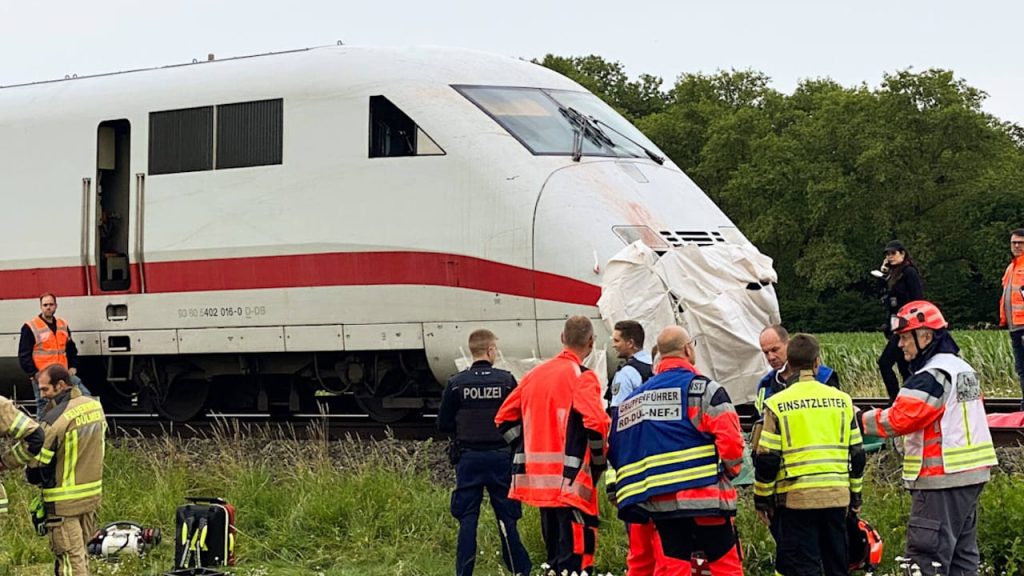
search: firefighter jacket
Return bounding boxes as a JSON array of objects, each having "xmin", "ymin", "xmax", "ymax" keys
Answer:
[
  {"xmin": 608, "ymin": 357, "xmax": 744, "ymax": 520},
  {"xmin": 861, "ymin": 332, "xmax": 997, "ymax": 490},
  {"xmin": 754, "ymin": 364, "xmax": 838, "ymax": 414},
  {"xmin": 29, "ymin": 387, "xmax": 106, "ymax": 516},
  {"xmin": 494, "ymin": 349, "xmax": 610, "ymax": 515},
  {"xmin": 437, "ymin": 360, "xmax": 516, "ymax": 451},
  {"xmin": 1000, "ymin": 254, "xmax": 1024, "ymax": 330},
  {"xmin": 753, "ymin": 373, "xmax": 865, "ymax": 511},
  {"xmin": 0, "ymin": 395, "xmax": 44, "ymax": 514}
]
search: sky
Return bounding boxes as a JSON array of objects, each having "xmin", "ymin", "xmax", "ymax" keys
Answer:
[{"xmin": 2, "ymin": 0, "xmax": 1022, "ymax": 124}]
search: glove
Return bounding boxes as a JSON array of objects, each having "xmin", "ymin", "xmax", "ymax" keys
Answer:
[{"xmin": 849, "ymin": 491, "xmax": 863, "ymax": 513}]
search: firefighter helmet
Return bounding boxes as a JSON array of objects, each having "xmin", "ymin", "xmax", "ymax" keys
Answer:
[
  {"xmin": 847, "ymin": 513, "xmax": 884, "ymax": 572},
  {"xmin": 891, "ymin": 300, "xmax": 948, "ymax": 334}
]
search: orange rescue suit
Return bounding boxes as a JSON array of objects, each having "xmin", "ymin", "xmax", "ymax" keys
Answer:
[{"xmin": 494, "ymin": 349, "xmax": 611, "ymax": 515}]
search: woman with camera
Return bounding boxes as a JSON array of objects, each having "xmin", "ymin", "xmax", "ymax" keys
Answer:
[{"xmin": 876, "ymin": 240, "xmax": 924, "ymax": 401}]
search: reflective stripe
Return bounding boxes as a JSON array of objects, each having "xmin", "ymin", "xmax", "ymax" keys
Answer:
[
  {"xmin": 8, "ymin": 412, "xmax": 31, "ymax": 439},
  {"xmin": 759, "ymin": 431, "xmax": 782, "ymax": 451},
  {"xmin": 641, "ymin": 495, "xmax": 735, "ymax": 513},
  {"xmin": 754, "ymin": 481, "xmax": 775, "ymax": 497},
  {"xmin": 615, "ymin": 463, "xmax": 719, "ymax": 501},
  {"xmin": 501, "ymin": 425, "xmax": 521, "ymax": 444},
  {"xmin": 37, "ymin": 447, "xmax": 54, "ymax": 465},
  {"xmin": 849, "ymin": 477, "xmax": 864, "ymax": 493},
  {"xmin": 63, "ymin": 429, "xmax": 78, "ymax": 488},
  {"xmin": 512, "ymin": 473, "xmax": 594, "ymax": 502},
  {"xmin": 781, "ymin": 443, "xmax": 848, "ymax": 455},
  {"xmin": 564, "ymin": 456, "xmax": 583, "ymax": 468},
  {"xmin": 12, "ymin": 442, "xmax": 32, "ymax": 465},
  {"xmin": 614, "ymin": 445, "xmax": 716, "ymax": 483},
  {"xmin": 513, "ymin": 452, "xmax": 562, "ymax": 465},
  {"xmin": 775, "ymin": 473, "xmax": 850, "ymax": 493},
  {"xmin": 42, "ymin": 479, "xmax": 103, "ymax": 502}
]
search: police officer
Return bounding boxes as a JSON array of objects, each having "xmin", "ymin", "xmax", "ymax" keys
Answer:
[
  {"xmin": 0, "ymin": 394, "xmax": 45, "ymax": 514},
  {"xmin": 608, "ymin": 320, "xmax": 653, "ymax": 411},
  {"xmin": 437, "ymin": 329, "xmax": 531, "ymax": 576},
  {"xmin": 29, "ymin": 363, "xmax": 106, "ymax": 576},
  {"xmin": 754, "ymin": 334, "xmax": 865, "ymax": 576}
]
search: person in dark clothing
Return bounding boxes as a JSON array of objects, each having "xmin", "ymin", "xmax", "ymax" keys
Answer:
[
  {"xmin": 18, "ymin": 293, "xmax": 90, "ymax": 418},
  {"xmin": 437, "ymin": 329, "xmax": 531, "ymax": 576},
  {"xmin": 877, "ymin": 241, "xmax": 924, "ymax": 401}
]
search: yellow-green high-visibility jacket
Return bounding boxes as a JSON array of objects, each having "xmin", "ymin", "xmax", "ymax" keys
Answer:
[
  {"xmin": 31, "ymin": 388, "xmax": 106, "ymax": 517},
  {"xmin": 0, "ymin": 395, "xmax": 44, "ymax": 514},
  {"xmin": 754, "ymin": 376, "xmax": 865, "ymax": 509}
]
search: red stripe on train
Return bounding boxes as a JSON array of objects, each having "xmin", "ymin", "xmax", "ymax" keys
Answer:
[{"xmin": 0, "ymin": 252, "xmax": 602, "ymax": 306}]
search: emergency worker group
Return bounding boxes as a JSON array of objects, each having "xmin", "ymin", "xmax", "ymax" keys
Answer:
[{"xmin": 438, "ymin": 230, "xmax": 1024, "ymax": 576}]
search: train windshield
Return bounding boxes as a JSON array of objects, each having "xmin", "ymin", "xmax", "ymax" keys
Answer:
[{"xmin": 456, "ymin": 86, "xmax": 664, "ymax": 161}]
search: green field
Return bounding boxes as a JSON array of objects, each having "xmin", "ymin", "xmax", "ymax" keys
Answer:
[
  {"xmin": 819, "ymin": 330, "xmax": 1020, "ymax": 398},
  {"xmin": 1, "ymin": 330, "xmax": 1022, "ymax": 575}
]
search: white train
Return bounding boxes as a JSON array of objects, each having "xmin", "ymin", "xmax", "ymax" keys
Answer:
[{"xmin": 0, "ymin": 45, "xmax": 768, "ymax": 421}]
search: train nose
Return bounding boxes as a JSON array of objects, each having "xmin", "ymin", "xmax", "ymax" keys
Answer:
[{"xmin": 533, "ymin": 161, "xmax": 732, "ymax": 290}]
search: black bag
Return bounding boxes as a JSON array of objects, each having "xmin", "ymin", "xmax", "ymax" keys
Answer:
[{"xmin": 173, "ymin": 497, "xmax": 236, "ymax": 569}]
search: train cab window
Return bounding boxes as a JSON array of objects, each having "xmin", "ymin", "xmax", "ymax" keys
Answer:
[
  {"xmin": 148, "ymin": 106, "xmax": 214, "ymax": 175},
  {"xmin": 454, "ymin": 85, "xmax": 663, "ymax": 161},
  {"xmin": 369, "ymin": 96, "xmax": 444, "ymax": 158},
  {"xmin": 216, "ymin": 99, "xmax": 283, "ymax": 169}
]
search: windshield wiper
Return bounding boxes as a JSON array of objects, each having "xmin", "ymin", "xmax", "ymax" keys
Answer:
[
  {"xmin": 590, "ymin": 117, "xmax": 665, "ymax": 165},
  {"xmin": 559, "ymin": 106, "xmax": 616, "ymax": 162}
]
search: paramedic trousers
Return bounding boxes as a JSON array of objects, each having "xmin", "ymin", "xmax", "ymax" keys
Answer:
[
  {"xmin": 539, "ymin": 507, "xmax": 598, "ymax": 575},
  {"xmin": 50, "ymin": 510, "xmax": 97, "ymax": 576},
  {"xmin": 905, "ymin": 483, "xmax": 984, "ymax": 576},
  {"xmin": 450, "ymin": 449, "xmax": 531, "ymax": 576}
]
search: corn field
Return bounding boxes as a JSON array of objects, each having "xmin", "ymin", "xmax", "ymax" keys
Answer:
[{"xmin": 818, "ymin": 330, "xmax": 1021, "ymax": 398}]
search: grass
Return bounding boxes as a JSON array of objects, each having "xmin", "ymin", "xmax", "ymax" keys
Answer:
[
  {"xmin": 2, "ymin": 424, "xmax": 1024, "ymax": 576},
  {"xmin": 819, "ymin": 330, "xmax": 1021, "ymax": 398}
]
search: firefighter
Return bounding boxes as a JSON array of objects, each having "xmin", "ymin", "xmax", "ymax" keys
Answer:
[
  {"xmin": 0, "ymin": 395, "xmax": 45, "ymax": 514},
  {"xmin": 608, "ymin": 325, "xmax": 745, "ymax": 575},
  {"xmin": 754, "ymin": 333, "xmax": 865, "ymax": 576},
  {"xmin": 437, "ymin": 329, "xmax": 531, "ymax": 576},
  {"xmin": 861, "ymin": 301, "xmax": 997, "ymax": 576},
  {"xmin": 495, "ymin": 316, "xmax": 610, "ymax": 575},
  {"xmin": 28, "ymin": 363, "xmax": 107, "ymax": 576}
]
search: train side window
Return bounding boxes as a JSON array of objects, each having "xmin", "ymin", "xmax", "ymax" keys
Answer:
[
  {"xmin": 148, "ymin": 106, "xmax": 214, "ymax": 175},
  {"xmin": 216, "ymin": 99, "xmax": 283, "ymax": 169},
  {"xmin": 369, "ymin": 96, "xmax": 444, "ymax": 158}
]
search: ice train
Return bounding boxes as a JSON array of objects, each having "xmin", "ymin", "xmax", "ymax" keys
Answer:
[{"xmin": 0, "ymin": 45, "xmax": 772, "ymax": 421}]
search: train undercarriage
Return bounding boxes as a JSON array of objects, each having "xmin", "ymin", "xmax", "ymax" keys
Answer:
[{"xmin": 59, "ymin": 350, "xmax": 441, "ymax": 423}]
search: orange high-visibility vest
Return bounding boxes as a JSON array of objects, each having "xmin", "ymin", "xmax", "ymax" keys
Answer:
[
  {"xmin": 26, "ymin": 316, "xmax": 70, "ymax": 371},
  {"xmin": 1000, "ymin": 255, "xmax": 1024, "ymax": 328}
]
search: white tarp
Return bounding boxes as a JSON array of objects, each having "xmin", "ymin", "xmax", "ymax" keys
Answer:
[{"xmin": 598, "ymin": 241, "xmax": 780, "ymax": 403}]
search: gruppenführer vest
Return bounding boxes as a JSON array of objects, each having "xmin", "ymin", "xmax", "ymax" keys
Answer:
[
  {"xmin": 26, "ymin": 316, "xmax": 70, "ymax": 372},
  {"xmin": 901, "ymin": 354, "xmax": 997, "ymax": 487},
  {"xmin": 609, "ymin": 360, "xmax": 742, "ymax": 518}
]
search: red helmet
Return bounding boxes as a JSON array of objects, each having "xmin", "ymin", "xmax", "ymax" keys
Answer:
[
  {"xmin": 848, "ymin": 514, "xmax": 884, "ymax": 571},
  {"xmin": 891, "ymin": 300, "xmax": 948, "ymax": 334}
]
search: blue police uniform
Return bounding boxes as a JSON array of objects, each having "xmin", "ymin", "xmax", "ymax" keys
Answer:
[{"xmin": 437, "ymin": 360, "xmax": 532, "ymax": 576}]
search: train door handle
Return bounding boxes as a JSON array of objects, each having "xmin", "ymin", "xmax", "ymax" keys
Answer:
[
  {"xmin": 107, "ymin": 335, "xmax": 131, "ymax": 352},
  {"xmin": 106, "ymin": 304, "xmax": 128, "ymax": 321}
]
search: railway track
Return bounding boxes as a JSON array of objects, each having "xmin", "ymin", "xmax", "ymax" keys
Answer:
[{"xmin": 737, "ymin": 397, "xmax": 1024, "ymax": 447}]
